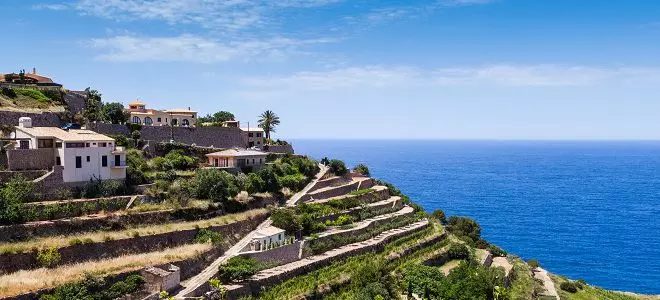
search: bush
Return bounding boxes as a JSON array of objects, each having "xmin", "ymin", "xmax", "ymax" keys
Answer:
[
  {"xmin": 126, "ymin": 149, "xmax": 148, "ymax": 185},
  {"xmin": 447, "ymin": 243, "xmax": 470, "ymax": 259},
  {"xmin": 527, "ymin": 259, "xmax": 540, "ymax": 269},
  {"xmin": 15, "ymin": 88, "xmax": 50, "ymax": 102},
  {"xmin": 1, "ymin": 87, "xmax": 16, "ymax": 98},
  {"xmin": 247, "ymin": 173, "xmax": 264, "ymax": 194},
  {"xmin": 431, "ymin": 209, "xmax": 447, "ymax": 224},
  {"xmin": 164, "ymin": 149, "xmax": 197, "ymax": 170},
  {"xmin": 42, "ymin": 89, "xmax": 63, "ymax": 104},
  {"xmin": 149, "ymin": 156, "xmax": 173, "ymax": 171},
  {"xmin": 217, "ymin": 256, "xmax": 261, "ymax": 283},
  {"xmin": 353, "ymin": 164, "xmax": 370, "ymax": 176},
  {"xmin": 560, "ymin": 281, "xmax": 578, "ymax": 293},
  {"xmin": 194, "ymin": 228, "xmax": 223, "ymax": 245},
  {"xmin": 277, "ymin": 173, "xmax": 307, "ymax": 191},
  {"xmin": 110, "ymin": 134, "xmax": 129, "ymax": 147},
  {"xmin": 36, "ymin": 246, "xmax": 61, "ymax": 267},
  {"xmin": 446, "ymin": 216, "xmax": 481, "ymax": 241},
  {"xmin": 0, "ymin": 175, "xmax": 34, "ymax": 224},
  {"xmin": 271, "ymin": 208, "xmax": 302, "ymax": 234},
  {"xmin": 194, "ymin": 168, "xmax": 239, "ymax": 202},
  {"xmin": 325, "ymin": 214, "xmax": 355, "ymax": 227},
  {"xmin": 328, "ymin": 159, "xmax": 348, "ymax": 176},
  {"xmin": 488, "ymin": 244, "xmax": 508, "ymax": 257}
]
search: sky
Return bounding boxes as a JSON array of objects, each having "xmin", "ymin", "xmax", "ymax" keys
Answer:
[{"xmin": 2, "ymin": 0, "xmax": 660, "ymax": 140}]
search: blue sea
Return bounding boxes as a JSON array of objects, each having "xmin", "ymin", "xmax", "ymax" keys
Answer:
[{"xmin": 292, "ymin": 140, "xmax": 660, "ymax": 295}]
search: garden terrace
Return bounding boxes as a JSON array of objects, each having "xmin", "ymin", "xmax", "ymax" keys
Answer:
[
  {"xmin": 306, "ymin": 176, "xmax": 352, "ymax": 193},
  {"xmin": 18, "ymin": 195, "xmax": 140, "ymax": 222},
  {"xmin": 0, "ymin": 209, "xmax": 268, "ymax": 273},
  {"xmin": 304, "ymin": 184, "xmax": 389, "ymax": 205},
  {"xmin": 314, "ymin": 196, "xmax": 403, "ymax": 225},
  {"xmin": 300, "ymin": 176, "xmax": 375, "ymax": 202},
  {"xmin": 0, "ymin": 243, "xmax": 211, "ymax": 299}
]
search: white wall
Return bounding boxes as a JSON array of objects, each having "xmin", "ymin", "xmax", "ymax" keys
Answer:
[{"xmin": 60, "ymin": 142, "xmax": 126, "ymax": 183}]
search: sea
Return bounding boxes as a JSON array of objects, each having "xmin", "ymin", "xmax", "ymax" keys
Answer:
[{"xmin": 292, "ymin": 140, "xmax": 660, "ymax": 295}]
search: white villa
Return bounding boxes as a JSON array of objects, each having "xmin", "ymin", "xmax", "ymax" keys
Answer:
[
  {"xmin": 9, "ymin": 117, "xmax": 126, "ymax": 183},
  {"xmin": 249, "ymin": 226, "xmax": 286, "ymax": 251},
  {"xmin": 126, "ymin": 100, "xmax": 197, "ymax": 127},
  {"xmin": 205, "ymin": 148, "xmax": 268, "ymax": 170}
]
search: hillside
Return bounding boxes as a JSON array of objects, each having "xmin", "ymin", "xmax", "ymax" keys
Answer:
[{"xmin": 0, "ymin": 87, "xmax": 66, "ymax": 113}]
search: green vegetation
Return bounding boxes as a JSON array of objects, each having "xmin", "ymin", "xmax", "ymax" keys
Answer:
[
  {"xmin": 353, "ymin": 163, "xmax": 370, "ymax": 176},
  {"xmin": 348, "ymin": 188, "xmax": 374, "ymax": 196},
  {"xmin": 217, "ymin": 256, "xmax": 262, "ymax": 283},
  {"xmin": 324, "ymin": 214, "xmax": 355, "ymax": 227},
  {"xmin": 126, "ymin": 149, "xmax": 148, "ymax": 185},
  {"xmin": 149, "ymin": 149, "xmax": 198, "ymax": 171},
  {"xmin": 431, "ymin": 209, "xmax": 447, "ymax": 224},
  {"xmin": 328, "ymin": 159, "xmax": 348, "ymax": 176},
  {"xmin": 447, "ymin": 243, "xmax": 470, "ymax": 259},
  {"xmin": 83, "ymin": 87, "xmax": 104, "ymax": 123},
  {"xmin": 553, "ymin": 276, "xmax": 643, "ymax": 300},
  {"xmin": 271, "ymin": 208, "xmax": 303, "ymax": 234},
  {"xmin": 258, "ymin": 110, "xmax": 280, "ymax": 140},
  {"xmin": 198, "ymin": 111, "xmax": 235, "ymax": 125},
  {"xmin": 102, "ymin": 102, "xmax": 129, "ymax": 124},
  {"xmin": 14, "ymin": 88, "xmax": 50, "ymax": 103},
  {"xmin": 36, "ymin": 246, "xmax": 61, "ymax": 267},
  {"xmin": 527, "ymin": 259, "xmax": 540, "ymax": 269},
  {"xmin": 193, "ymin": 228, "xmax": 223, "ymax": 245},
  {"xmin": 0, "ymin": 175, "xmax": 35, "ymax": 224},
  {"xmin": 39, "ymin": 274, "xmax": 144, "ymax": 300}
]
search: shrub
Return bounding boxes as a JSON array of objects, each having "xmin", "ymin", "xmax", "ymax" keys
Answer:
[
  {"xmin": 164, "ymin": 149, "xmax": 197, "ymax": 170},
  {"xmin": 527, "ymin": 259, "xmax": 540, "ymax": 269},
  {"xmin": 560, "ymin": 281, "xmax": 578, "ymax": 293},
  {"xmin": 474, "ymin": 238, "xmax": 490, "ymax": 249},
  {"xmin": 431, "ymin": 209, "xmax": 447, "ymax": 224},
  {"xmin": 150, "ymin": 156, "xmax": 173, "ymax": 171},
  {"xmin": 131, "ymin": 130, "xmax": 141, "ymax": 142},
  {"xmin": 328, "ymin": 159, "xmax": 348, "ymax": 176},
  {"xmin": 446, "ymin": 216, "xmax": 481, "ymax": 241},
  {"xmin": 217, "ymin": 256, "xmax": 261, "ymax": 283},
  {"xmin": 447, "ymin": 243, "xmax": 470, "ymax": 259},
  {"xmin": 110, "ymin": 134, "xmax": 129, "ymax": 147},
  {"xmin": 42, "ymin": 89, "xmax": 63, "ymax": 104},
  {"xmin": 258, "ymin": 166, "xmax": 280, "ymax": 193},
  {"xmin": 325, "ymin": 214, "xmax": 355, "ymax": 226},
  {"xmin": 194, "ymin": 228, "xmax": 223, "ymax": 245},
  {"xmin": 488, "ymin": 244, "xmax": 508, "ymax": 257},
  {"xmin": 0, "ymin": 175, "xmax": 34, "ymax": 224},
  {"xmin": 353, "ymin": 163, "xmax": 370, "ymax": 176},
  {"xmin": 1, "ymin": 87, "xmax": 16, "ymax": 98},
  {"xmin": 36, "ymin": 246, "xmax": 61, "ymax": 267},
  {"xmin": 277, "ymin": 173, "xmax": 307, "ymax": 191},
  {"xmin": 69, "ymin": 238, "xmax": 83, "ymax": 246},
  {"xmin": 271, "ymin": 208, "xmax": 302, "ymax": 234},
  {"xmin": 126, "ymin": 149, "xmax": 148, "ymax": 185},
  {"xmin": 576, "ymin": 278, "xmax": 587, "ymax": 288},
  {"xmin": 247, "ymin": 173, "xmax": 264, "ymax": 194},
  {"xmin": 15, "ymin": 88, "xmax": 50, "ymax": 102}
]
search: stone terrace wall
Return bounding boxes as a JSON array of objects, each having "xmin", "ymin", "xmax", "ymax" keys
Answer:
[
  {"xmin": 88, "ymin": 123, "xmax": 247, "ymax": 148},
  {"xmin": 315, "ymin": 198, "xmax": 401, "ymax": 224},
  {"xmin": 6, "ymin": 149, "xmax": 54, "ymax": 170},
  {"xmin": 0, "ymin": 170, "xmax": 47, "ymax": 183},
  {"xmin": 0, "ymin": 214, "xmax": 267, "ymax": 273},
  {"xmin": 238, "ymin": 241, "xmax": 302, "ymax": 266},
  {"xmin": 301, "ymin": 178, "xmax": 378, "ymax": 202},
  {"xmin": 263, "ymin": 144, "xmax": 294, "ymax": 154},
  {"xmin": 62, "ymin": 91, "xmax": 87, "ymax": 115},
  {"xmin": 0, "ymin": 111, "xmax": 61, "ymax": 127},
  {"xmin": 308, "ymin": 176, "xmax": 351, "ymax": 193}
]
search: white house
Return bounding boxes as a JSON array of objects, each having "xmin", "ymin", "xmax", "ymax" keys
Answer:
[
  {"xmin": 205, "ymin": 148, "xmax": 268, "ymax": 170},
  {"xmin": 249, "ymin": 226, "xmax": 286, "ymax": 251},
  {"xmin": 9, "ymin": 117, "xmax": 126, "ymax": 183}
]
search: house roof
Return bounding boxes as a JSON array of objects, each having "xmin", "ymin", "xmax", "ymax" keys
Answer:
[
  {"xmin": 128, "ymin": 99, "xmax": 146, "ymax": 106},
  {"xmin": 240, "ymin": 127, "xmax": 264, "ymax": 132},
  {"xmin": 1, "ymin": 73, "xmax": 54, "ymax": 84},
  {"xmin": 15, "ymin": 127, "xmax": 114, "ymax": 142},
  {"xmin": 252, "ymin": 226, "xmax": 285, "ymax": 238},
  {"xmin": 164, "ymin": 108, "xmax": 197, "ymax": 114},
  {"xmin": 206, "ymin": 148, "xmax": 268, "ymax": 157}
]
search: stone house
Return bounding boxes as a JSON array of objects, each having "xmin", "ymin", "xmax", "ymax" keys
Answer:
[
  {"xmin": 241, "ymin": 127, "xmax": 264, "ymax": 149},
  {"xmin": 249, "ymin": 226, "xmax": 286, "ymax": 251},
  {"xmin": 7, "ymin": 117, "xmax": 126, "ymax": 183},
  {"xmin": 126, "ymin": 100, "xmax": 197, "ymax": 127}
]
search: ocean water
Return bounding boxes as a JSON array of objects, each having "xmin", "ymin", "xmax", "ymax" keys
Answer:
[{"xmin": 292, "ymin": 140, "xmax": 660, "ymax": 294}]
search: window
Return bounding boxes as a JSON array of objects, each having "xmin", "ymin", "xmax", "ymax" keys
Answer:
[
  {"xmin": 56, "ymin": 142, "xmax": 62, "ymax": 148},
  {"xmin": 109, "ymin": 143, "xmax": 112, "ymax": 147},
  {"xmin": 99, "ymin": 142, "xmax": 107, "ymax": 147},
  {"xmin": 157, "ymin": 117, "xmax": 162, "ymax": 122},
  {"xmin": 85, "ymin": 143, "xmax": 90, "ymax": 147},
  {"xmin": 248, "ymin": 133, "xmax": 254, "ymax": 137},
  {"xmin": 260, "ymin": 158, "xmax": 262, "ymax": 164},
  {"xmin": 56, "ymin": 157, "xmax": 61, "ymax": 166},
  {"xmin": 257, "ymin": 141, "xmax": 261, "ymax": 145},
  {"xmin": 38, "ymin": 139, "xmax": 53, "ymax": 148},
  {"xmin": 132, "ymin": 116, "xmax": 141, "ymax": 124},
  {"xmin": 93, "ymin": 143, "xmax": 96, "ymax": 146},
  {"xmin": 256, "ymin": 133, "xmax": 262, "ymax": 138},
  {"xmin": 114, "ymin": 155, "xmax": 121, "ymax": 166},
  {"xmin": 66, "ymin": 143, "xmax": 85, "ymax": 148},
  {"xmin": 86, "ymin": 156, "xmax": 90, "ymax": 162},
  {"xmin": 144, "ymin": 117, "xmax": 153, "ymax": 125},
  {"xmin": 182, "ymin": 119, "xmax": 190, "ymax": 126},
  {"xmin": 75, "ymin": 156, "xmax": 82, "ymax": 168},
  {"xmin": 252, "ymin": 159, "xmax": 255, "ymax": 164},
  {"xmin": 19, "ymin": 140, "xmax": 29, "ymax": 149},
  {"xmin": 102, "ymin": 156, "xmax": 107, "ymax": 167}
]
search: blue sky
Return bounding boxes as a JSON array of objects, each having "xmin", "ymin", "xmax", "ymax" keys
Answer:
[{"xmin": 3, "ymin": 0, "xmax": 660, "ymax": 140}]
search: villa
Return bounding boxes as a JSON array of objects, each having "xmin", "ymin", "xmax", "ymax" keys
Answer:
[
  {"xmin": 1, "ymin": 68, "xmax": 62, "ymax": 87},
  {"xmin": 205, "ymin": 148, "xmax": 268, "ymax": 171},
  {"xmin": 126, "ymin": 100, "xmax": 197, "ymax": 127},
  {"xmin": 7, "ymin": 117, "xmax": 126, "ymax": 183},
  {"xmin": 248, "ymin": 226, "xmax": 286, "ymax": 251}
]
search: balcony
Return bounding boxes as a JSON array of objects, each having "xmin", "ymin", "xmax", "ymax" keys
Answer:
[{"xmin": 111, "ymin": 160, "xmax": 127, "ymax": 168}]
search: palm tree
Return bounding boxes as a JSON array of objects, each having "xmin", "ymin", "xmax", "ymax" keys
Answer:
[{"xmin": 258, "ymin": 110, "xmax": 280, "ymax": 141}]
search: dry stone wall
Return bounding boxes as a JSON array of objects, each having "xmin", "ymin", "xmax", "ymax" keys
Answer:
[
  {"xmin": 87, "ymin": 123, "xmax": 247, "ymax": 148},
  {"xmin": 0, "ymin": 111, "xmax": 61, "ymax": 127},
  {"xmin": 6, "ymin": 149, "xmax": 54, "ymax": 170},
  {"xmin": 238, "ymin": 241, "xmax": 302, "ymax": 266},
  {"xmin": 0, "ymin": 170, "xmax": 47, "ymax": 183}
]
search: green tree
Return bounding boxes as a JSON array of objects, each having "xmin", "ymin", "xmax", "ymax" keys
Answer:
[
  {"xmin": 271, "ymin": 208, "xmax": 302, "ymax": 234},
  {"xmin": 353, "ymin": 163, "xmax": 370, "ymax": 176},
  {"xmin": 83, "ymin": 88, "xmax": 104, "ymax": 123},
  {"xmin": 431, "ymin": 209, "xmax": 447, "ymax": 224},
  {"xmin": 446, "ymin": 216, "xmax": 482, "ymax": 242},
  {"xmin": 103, "ymin": 102, "xmax": 129, "ymax": 124},
  {"xmin": 328, "ymin": 159, "xmax": 348, "ymax": 176},
  {"xmin": 258, "ymin": 110, "xmax": 280, "ymax": 140},
  {"xmin": 198, "ymin": 111, "xmax": 235, "ymax": 124},
  {"xmin": 0, "ymin": 175, "xmax": 33, "ymax": 224},
  {"xmin": 126, "ymin": 149, "xmax": 148, "ymax": 185},
  {"xmin": 217, "ymin": 256, "xmax": 261, "ymax": 283}
]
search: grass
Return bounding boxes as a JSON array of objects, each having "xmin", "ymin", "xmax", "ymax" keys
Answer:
[
  {"xmin": 0, "ymin": 208, "xmax": 268, "ymax": 254},
  {"xmin": 552, "ymin": 275, "xmax": 655, "ymax": 300},
  {"xmin": 128, "ymin": 199, "xmax": 210, "ymax": 213},
  {"xmin": 348, "ymin": 188, "xmax": 374, "ymax": 196},
  {"xmin": 0, "ymin": 243, "xmax": 211, "ymax": 298}
]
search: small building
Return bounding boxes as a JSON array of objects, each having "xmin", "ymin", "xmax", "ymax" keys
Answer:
[
  {"xmin": 249, "ymin": 226, "xmax": 286, "ymax": 251},
  {"xmin": 1, "ymin": 68, "xmax": 62, "ymax": 87},
  {"xmin": 140, "ymin": 264, "xmax": 181, "ymax": 293},
  {"xmin": 126, "ymin": 100, "xmax": 197, "ymax": 127},
  {"xmin": 8, "ymin": 117, "xmax": 126, "ymax": 183},
  {"xmin": 241, "ymin": 127, "xmax": 264, "ymax": 149},
  {"xmin": 205, "ymin": 148, "xmax": 268, "ymax": 170}
]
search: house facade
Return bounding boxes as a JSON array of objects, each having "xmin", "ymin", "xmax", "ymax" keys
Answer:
[
  {"xmin": 1, "ymin": 68, "xmax": 61, "ymax": 87},
  {"xmin": 8, "ymin": 117, "xmax": 126, "ymax": 183},
  {"xmin": 126, "ymin": 100, "xmax": 197, "ymax": 127},
  {"xmin": 249, "ymin": 226, "xmax": 286, "ymax": 251},
  {"xmin": 205, "ymin": 148, "xmax": 268, "ymax": 170},
  {"xmin": 241, "ymin": 127, "xmax": 264, "ymax": 149}
]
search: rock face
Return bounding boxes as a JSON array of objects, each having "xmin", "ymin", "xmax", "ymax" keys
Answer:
[{"xmin": 62, "ymin": 91, "xmax": 87, "ymax": 116}]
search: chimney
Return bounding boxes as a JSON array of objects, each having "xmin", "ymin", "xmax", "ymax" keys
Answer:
[
  {"xmin": 188, "ymin": 106, "xmax": 191, "ymax": 111},
  {"xmin": 18, "ymin": 117, "xmax": 33, "ymax": 128},
  {"xmin": 32, "ymin": 68, "xmax": 36, "ymax": 74}
]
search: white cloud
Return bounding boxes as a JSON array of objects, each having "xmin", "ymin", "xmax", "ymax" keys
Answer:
[
  {"xmin": 89, "ymin": 35, "xmax": 335, "ymax": 63},
  {"xmin": 239, "ymin": 64, "xmax": 660, "ymax": 90},
  {"xmin": 32, "ymin": 3, "xmax": 70, "ymax": 10}
]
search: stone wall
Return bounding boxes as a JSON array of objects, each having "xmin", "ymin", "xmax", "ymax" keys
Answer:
[
  {"xmin": 0, "ymin": 170, "xmax": 47, "ymax": 183},
  {"xmin": 62, "ymin": 91, "xmax": 87, "ymax": 115},
  {"xmin": 6, "ymin": 149, "xmax": 54, "ymax": 170},
  {"xmin": 0, "ymin": 214, "xmax": 267, "ymax": 273},
  {"xmin": 307, "ymin": 176, "xmax": 351, "ymax": 193},
  {"xmin": 88, "ymin": 123, "xmax": 247, "ymax": 148},
  {"xmin": 315, "ymin": 198, "xmax": 401, "ymax": 224},
  {"xmin": 301, "ymin": 178, "xmax": 373, "ymax": 202},
  {"xmin": 0, "ymin": 111, "xmax": 61, "ymax": 127},
  {"xmin": 238, "ymin": 241, "xmax": 302, "ymax": 266},
  {"xmin": 263, "ymin": 144, "xmax": 294, "ymax": 154},
  {"xmin": 24, "ymin": 195, "xmax": 140, "ymax": 220}
]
